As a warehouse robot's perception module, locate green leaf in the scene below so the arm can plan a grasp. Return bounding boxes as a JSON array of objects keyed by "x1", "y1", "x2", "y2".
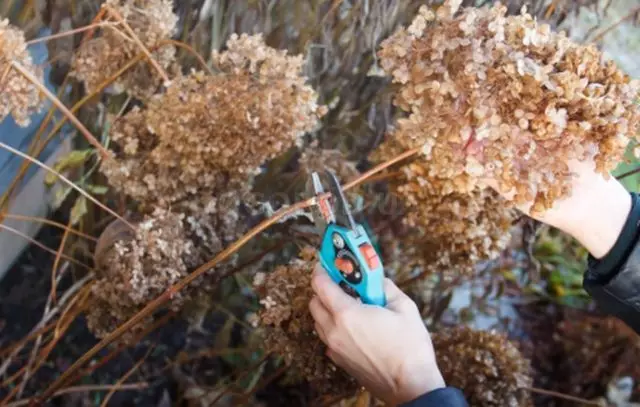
[
  {"x1": 86, "y1": 185, "x2": 109, "y2": 195},
  {"x1": 45, "y1": 150, "x2": 93, "y2": 186},
  {"x1": 70, "y1": 196, "x2": 88, "y2": 226},
  {"x1": 52, "y1": 187, "x2": 72, "y2": 210}
]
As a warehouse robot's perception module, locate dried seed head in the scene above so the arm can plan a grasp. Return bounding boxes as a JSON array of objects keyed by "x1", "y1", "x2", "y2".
[
  {"x1": 0, "y1": 19, "x2": 43, "y2": 127},
  {"x1": 71, "y1": 0, "x2": 179, "y2": 100},
  {"x1": 101, "y1": 34, "x2": 326, "y2": 208},
  {"x1": 254, "y1": 247, "x2": 358, "y2": 397},
  {"x1": 432, "y1": 327, "x2": 532, "y2": 407},
  {"x1": 87, "y1": 208, "x2": 197, "y2": 340},
  {"x1": 378, "y1": 0, "x2": 640, "y2": 213}
]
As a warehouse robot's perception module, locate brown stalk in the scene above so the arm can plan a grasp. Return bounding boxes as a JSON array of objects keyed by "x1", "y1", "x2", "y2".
[
  {"x1": 0, "y1": 75, "x2": 71, "y2": 219},
  {"x1": 2, "y1": 214, "x2": 98, "y2": 242},
  {"x1": 0, "y1": 18, "x2": 135, "y2": 217},
  {"x1": 0, "y1": 322, "x2": 56, "y2": 360},
  {"x1": 0, "y1": 141, "x2": 134, "y2": 231},
  {"x1": 0, "y1": 64, "x2": 11, "y2": 87},
  {"x1": 207, "y1": 353, "x2": 272, "y2": 406},
  {"x1": 25, "y1": 22, "x2": 123, "y2": 45},
  {"x1": 160, "y1": 39, "x2": 213, "y2": 74},
  {"x1": 2, "y1": 284, "x2": 90, "y2": 404},
  {"x1": 104, "y1": 5, "x2": 171, "y2": 84},
  {"x1": 37, "y1": 147, "x2": 422, "y2": 402},
  {"x1": 6, "y1": 383, "x2": 148, "y2": 407},
  {"x1": 616, "y1": 165, "x2": 640, "y2": 180},
  {"x1": 0, "y1": 224, "x2": 92, "y2": 270},
  {"x1": 343, "y1": 147, "x2": 420, "y2": 190},
  {"x1": 72, "y1": 311, "x2": 175, "y2": 383},
  {"x1": 590, "y1": 5, "x2": 640, "y2": 43},
  {"x1": 10, "y1": 61, "x2": 110, "y2": 159},
  {"x1": 99, "y1": 348, "x2": 151, "y2": 407},
  {"x1": 521, "y1": 386, "x2": 602, "y2": 406},
  {"x1": 82, "y1": 6, "x2": 109, "y2": 42},
  {"x1": 50, "y1": 224, "x2": 71, "y2": 305}
]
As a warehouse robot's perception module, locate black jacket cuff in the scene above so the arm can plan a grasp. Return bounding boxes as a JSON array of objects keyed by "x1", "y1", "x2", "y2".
[
  {"x1": 400, "y1": 387, "x2": 468, "y2": 407},
  {"x1": 586, "y1": 192, "x2": 640, "y2": 284}
]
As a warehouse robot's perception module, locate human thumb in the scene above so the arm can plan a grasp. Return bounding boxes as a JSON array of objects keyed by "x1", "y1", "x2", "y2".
[{"x1": 382, "y1": 278, "x2": 417, "y2": 314}]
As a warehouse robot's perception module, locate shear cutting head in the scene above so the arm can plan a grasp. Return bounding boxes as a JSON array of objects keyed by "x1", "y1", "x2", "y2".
[{"x1": 310, "y1": 170, "x2": 360, "y2": 237}]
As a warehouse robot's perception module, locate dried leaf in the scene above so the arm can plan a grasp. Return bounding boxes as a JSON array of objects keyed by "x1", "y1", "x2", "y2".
[
  {"x1": 70, "y1": 196, "x2": 87, "y2": 226},
  {"x1": 45, "y1": 149, "x2": 93, "y2": 186}
]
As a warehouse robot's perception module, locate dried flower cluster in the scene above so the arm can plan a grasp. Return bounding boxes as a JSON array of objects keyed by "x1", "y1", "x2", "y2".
[
  {"x1": 87, "y1": 208, "x2": 197, "y2": 339},
  {"x1": 92, "y1": 34, "x2": 324, "y2": 338},
  {"x1": 374, "y1": 143, "x2": 516, "y2": 276},
  {"x1": 378, "y1": 1, "x2": 640, "y2": 213},
  {"x1": 0, "y1": 19, "x2": 43, "y2": 127},
  {"x1": 552, "y1": 315, "x2": 640, "y2": 401},
  {"x1": 101, "y1": 34, "x2": 326, "y2": 207},
  {"x1": 254, "y1": 247, "x2": 358, "y2": 397},
  {"x1": 432, "y1": 326, "x2": 532, "y2": 407},
  {"x1": 71, "y1": 0, "x2": 178, "y2": 100}
]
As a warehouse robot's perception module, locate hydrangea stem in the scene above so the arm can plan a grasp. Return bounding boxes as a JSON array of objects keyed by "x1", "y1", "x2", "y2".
[
  {"x1": 36, "y1": 145, "x2": 423, "y2": 402},
  {"x1": 0, "y1": 141, "x2": 134, "y2": 231},
  {"x1": 104, "y1": 5, "x2": 171, "y2": 85},
  {"x1": 10, "y1": 61, "x2": 110, "y2": 159}
]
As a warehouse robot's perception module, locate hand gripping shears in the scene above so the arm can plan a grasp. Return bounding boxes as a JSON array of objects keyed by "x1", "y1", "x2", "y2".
[{"x1": 310, "y1": 170, "x2": 386, "y2": 307}]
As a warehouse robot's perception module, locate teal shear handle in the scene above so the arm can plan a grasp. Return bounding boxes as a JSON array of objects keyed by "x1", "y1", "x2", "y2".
[{"x1": 319, "y1": 223, "x2": 386, "y2": 307}]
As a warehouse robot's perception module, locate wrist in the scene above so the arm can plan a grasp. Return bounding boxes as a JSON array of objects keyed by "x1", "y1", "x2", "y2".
[
  {"x1": 394, "y1": 346, "x2": 446, "y2": 404},
  {"x1": 534, "y1": 168, "x2": 631, "y2": 259}
]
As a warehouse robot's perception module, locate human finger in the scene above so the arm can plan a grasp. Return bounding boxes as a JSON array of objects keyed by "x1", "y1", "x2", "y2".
[
  {"x1": 383, "y1": 278, "x2": 418, "y2": 314},
  {"x1": 312, "y1": 263, "x2": 357, "y2": 314}
]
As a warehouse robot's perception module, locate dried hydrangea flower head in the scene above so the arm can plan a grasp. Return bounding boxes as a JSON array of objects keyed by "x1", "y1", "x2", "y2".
[
  {"x1": 373, "y1": 140, "x2": 515, "y2": 276},
  {"x1": 254, "y1": 247, "x2": 358, "y2": 397},
  {"x1": 432, "y1": 326, "x2": 532, "y2": 407},
  {"x1": 101, "y1": 34, "x2": 326, "y2": 207},
  {"x1": 87, "y1": 208, "x2": 197, "y2": 339},
  {"x1": 0, "y1": 19, "x2": 43, "y2": 127},
  {"x1": 71, "y1": 0, "x2": 178, "y2": 100},
  {"x1": 395, "y1": 162, "x2": 515, "y2": 273},
  {"x1": 378, "y1": 1, "x2": 640, "y2": 214}
]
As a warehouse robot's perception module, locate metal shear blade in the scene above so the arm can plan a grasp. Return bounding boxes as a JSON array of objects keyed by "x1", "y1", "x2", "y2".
[{"x1": 310, "y1": 170, "x2": 360, "y2": 237}]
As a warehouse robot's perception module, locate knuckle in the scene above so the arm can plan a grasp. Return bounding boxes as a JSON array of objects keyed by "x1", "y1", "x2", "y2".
[
  {"x1": 326, "y1": 329, "x2": 342, "y2": 349},
  {"x1": 334, "y1": 309, "x2": 353, "y2": 327}
]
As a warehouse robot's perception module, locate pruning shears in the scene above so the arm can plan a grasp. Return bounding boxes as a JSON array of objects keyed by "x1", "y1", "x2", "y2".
[{"x1": 310, "y1": 170, "x2": 386, "y2": 307}]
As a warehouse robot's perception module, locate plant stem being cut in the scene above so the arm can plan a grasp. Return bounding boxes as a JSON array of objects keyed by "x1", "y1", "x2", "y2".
[{"x1": 36, "y1": 145, "x2": 422, "y2": 403}]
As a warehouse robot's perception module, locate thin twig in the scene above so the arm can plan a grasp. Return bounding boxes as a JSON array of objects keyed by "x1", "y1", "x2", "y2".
[
  {"x1": 0, "y1": 225, "x2": 92, "y2": 271},
  {"x1": 37, "y1": 147, "x2": 425, "y2": 401},
  {"x1": 0, "y1": 141, "x2": 134, "y2": 231},
  {"x1": 10, "y1": 61, "x2": 110, "y2": 159},
  {"x1": 104, "y1": 5, "x2": 170, "y2": 84},
  {"x1": 37, "y1": 199, "x2": 317, "y2": 402},
  {"x1": 160, "y1": 39, "x2": 213, "y2": 74},
  {"x1": 17, "y1": 261, "x2": 70, "y2": 397},
  {"x1": 0, "y1": 322, "x2": 57, "y2": 360},
  {"x1": 99, "y1": 348, "x2": 151, "y2": 407},
  {"x1": 51, "y1": 226, "x2": 71, "y2": 305},
  {"x1": 72, "y1": 312, "x2": 175, "y2": 383},
  {"x1": 25, "y1": 22, "x2": 122, "y2": 45},
  {"x1": 616, "y1": 165, "x2": 640, "y2": 180},
  {"x1": 343, "y1": 147, "x2": 420, "y2": 190},
  {"x1": 2, "y1": 214, "x2": 98, "y2": 242},
  {"x1": 6, "y1": 383, "x2": 148, "y2": 407},
  {"x1": 521, "y1": 386, "x2": 602, "y2": 406},
  {"x1": 590, "y1": 5, "x2": 640, "y2": 43},
  {"x1": 0, "y1": 274, "x2": 93, "y2": 394}
]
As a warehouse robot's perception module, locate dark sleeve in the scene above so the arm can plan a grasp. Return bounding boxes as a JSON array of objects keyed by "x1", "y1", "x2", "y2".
[
  {"x1": 400, "y1": 387, "x2": 468, "y2": 407},
  {"x1": 583, "y1": 192, "x2": 640, "y2": 334}
]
